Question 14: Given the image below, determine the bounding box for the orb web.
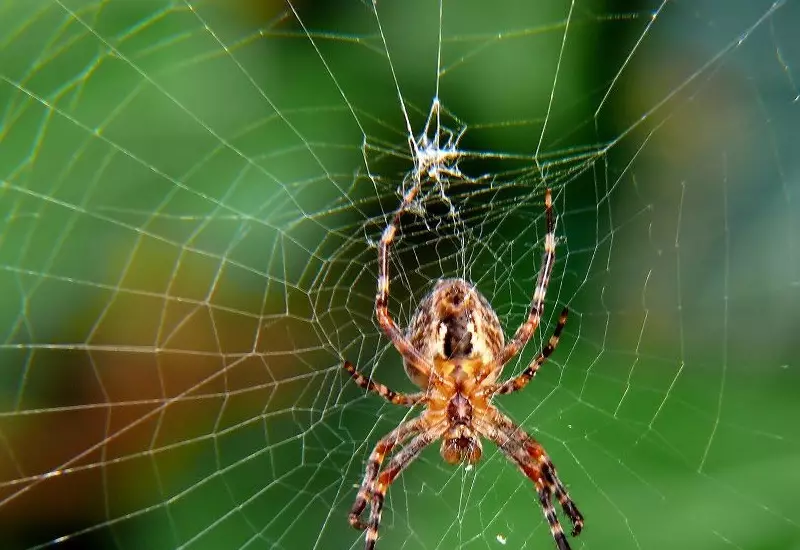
[0,1,798,549]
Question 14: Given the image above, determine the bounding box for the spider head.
[441,394,482,464]
[440,425,483,465]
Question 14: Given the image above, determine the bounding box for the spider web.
[1,1,799,549]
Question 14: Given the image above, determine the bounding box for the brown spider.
[343,185,583,550]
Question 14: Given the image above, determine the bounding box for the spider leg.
[365,425,444,550]
[542,460,584,536]
[343,361,425,406]
[491,307,568,396]
[376,179,435,381]
[539,485,571,550]
[479,420,573,549]
[495,188,557,367]
[349,417,424,531]
[496,409,583,536]
[476,407,583,545]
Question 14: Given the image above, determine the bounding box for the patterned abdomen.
[404,278,504,386]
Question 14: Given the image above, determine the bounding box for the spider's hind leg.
[492,307,569,396]
[495,188,558,367]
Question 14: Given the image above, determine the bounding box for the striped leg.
[375,179,433,380]
[349,418,423,530]
[343,361,424,406]
[492,307,568,396]
[497,408,583,536]
[364,427,443,550]
[476,407,583,546]
[496,188,557,367]
[542,461,584,536]
[538,485,571,550]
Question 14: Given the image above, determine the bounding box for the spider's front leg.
[363,424,444,550]
[537,485,572,550]
[540,458,584,538]
[349,417,424,531]
[497,410,583,537]
[476,408,583,549]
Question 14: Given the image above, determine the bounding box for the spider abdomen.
[405,278,504,386]
[442,312,473,357]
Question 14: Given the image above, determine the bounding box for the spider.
[343,184,583,550]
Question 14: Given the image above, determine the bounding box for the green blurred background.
[1,1,798,549]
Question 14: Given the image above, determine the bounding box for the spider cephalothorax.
[343,186,584,550]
